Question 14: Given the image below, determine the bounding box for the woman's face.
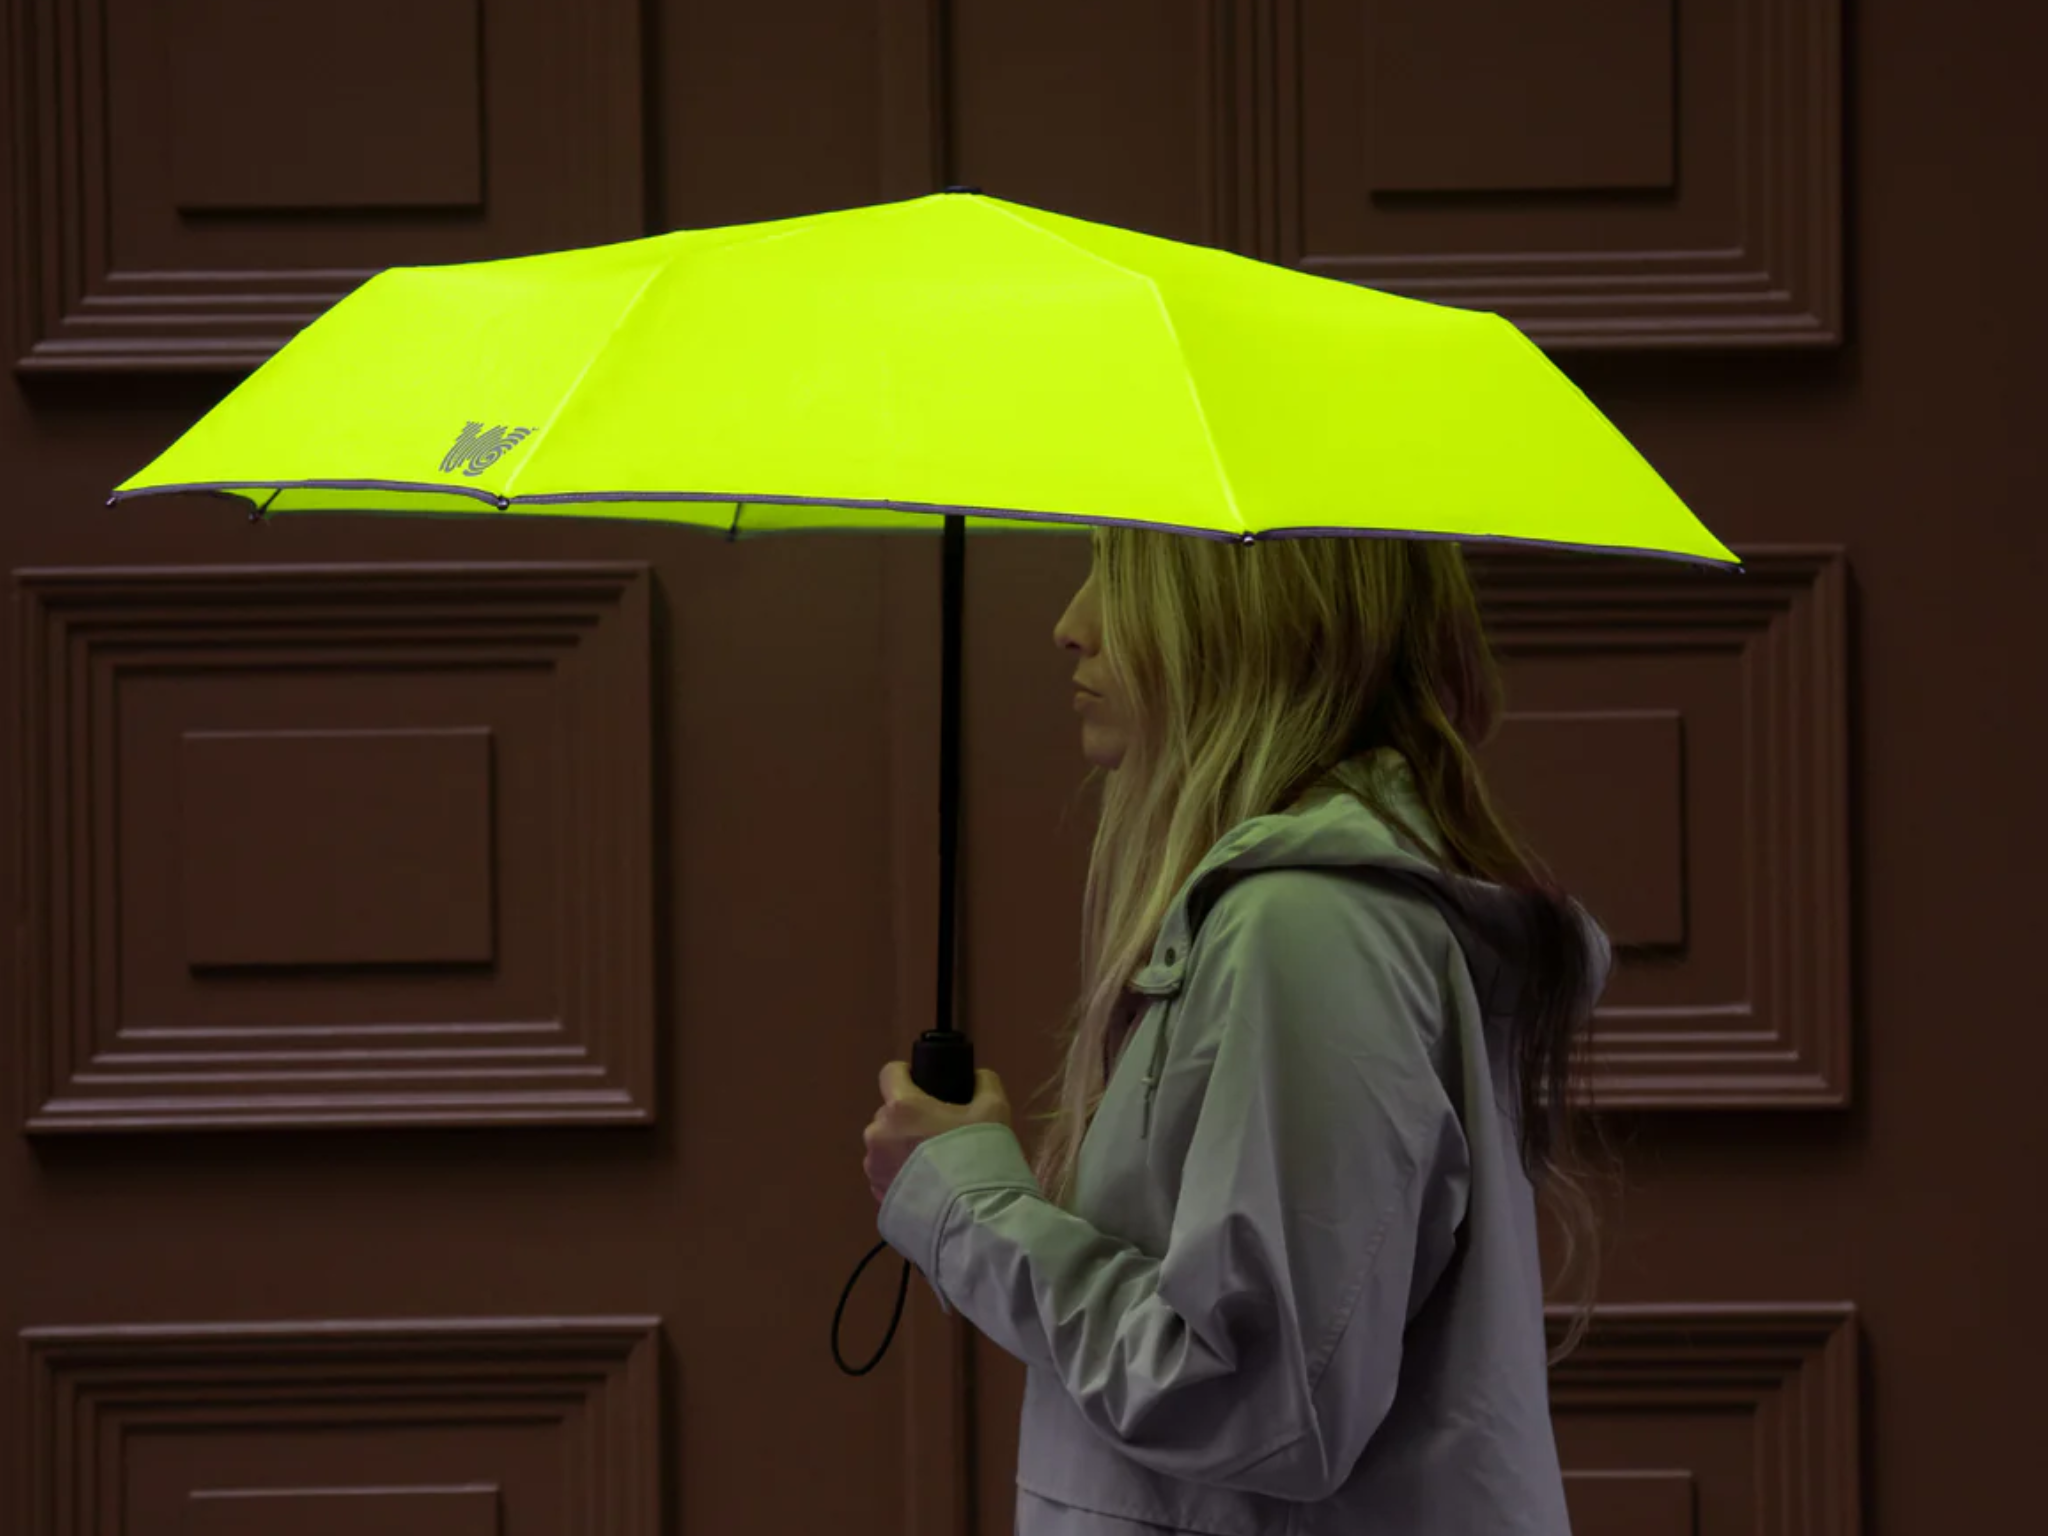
[1053,553,1128,770]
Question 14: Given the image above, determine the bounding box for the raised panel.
[179,728,498,968]
[23,1319,660,1536]
[1546,1304,1859,1536]
[1268,0,1844,348]
[8,0,644,373]
[13,561,657,1131]
[1470,547,1850,1107]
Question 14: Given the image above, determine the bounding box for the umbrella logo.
[442,421,536,477]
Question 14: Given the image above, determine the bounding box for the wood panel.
[23,1318,663,1535]
[8,0,645,373]
[1473,547,1851,1107]
[13,561,657,1130]
[1547,1303,1859,1536]
[1268,0,1844,348]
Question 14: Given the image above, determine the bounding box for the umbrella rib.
[495,260,671,503]
[970,200,1251,539]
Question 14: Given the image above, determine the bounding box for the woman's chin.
[1081,737,1125,771]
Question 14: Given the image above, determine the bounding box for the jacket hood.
[1127,748,1613,1022]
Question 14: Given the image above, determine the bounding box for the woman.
[869,525,1613,1534]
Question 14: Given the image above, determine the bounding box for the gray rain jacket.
[877,752,1611,1534]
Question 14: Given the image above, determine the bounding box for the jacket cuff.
[877,1122,1041,1318]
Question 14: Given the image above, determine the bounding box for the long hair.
[1026,524,1617,1365]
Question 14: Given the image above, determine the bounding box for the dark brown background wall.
[3,1,2042,1533]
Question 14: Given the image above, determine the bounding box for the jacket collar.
[1127,750,1448,1000]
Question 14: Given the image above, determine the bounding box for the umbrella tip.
[942,184,982,196]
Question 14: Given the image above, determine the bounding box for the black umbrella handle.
[909,1027,977,1106]
[831,1030,976,1375]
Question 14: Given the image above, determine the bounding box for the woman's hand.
[863,1062,1011,1205]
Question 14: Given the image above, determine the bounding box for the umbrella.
[105,185,1741,1374]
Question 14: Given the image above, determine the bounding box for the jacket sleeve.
[876,871,1473,1501]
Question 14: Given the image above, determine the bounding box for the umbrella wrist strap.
[831,1238,911,1375]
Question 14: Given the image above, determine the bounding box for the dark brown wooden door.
[5,3,2040,1534]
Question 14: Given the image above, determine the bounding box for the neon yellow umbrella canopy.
[108,188,1735,568]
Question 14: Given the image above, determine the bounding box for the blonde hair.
[1027,524,1615,1364]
